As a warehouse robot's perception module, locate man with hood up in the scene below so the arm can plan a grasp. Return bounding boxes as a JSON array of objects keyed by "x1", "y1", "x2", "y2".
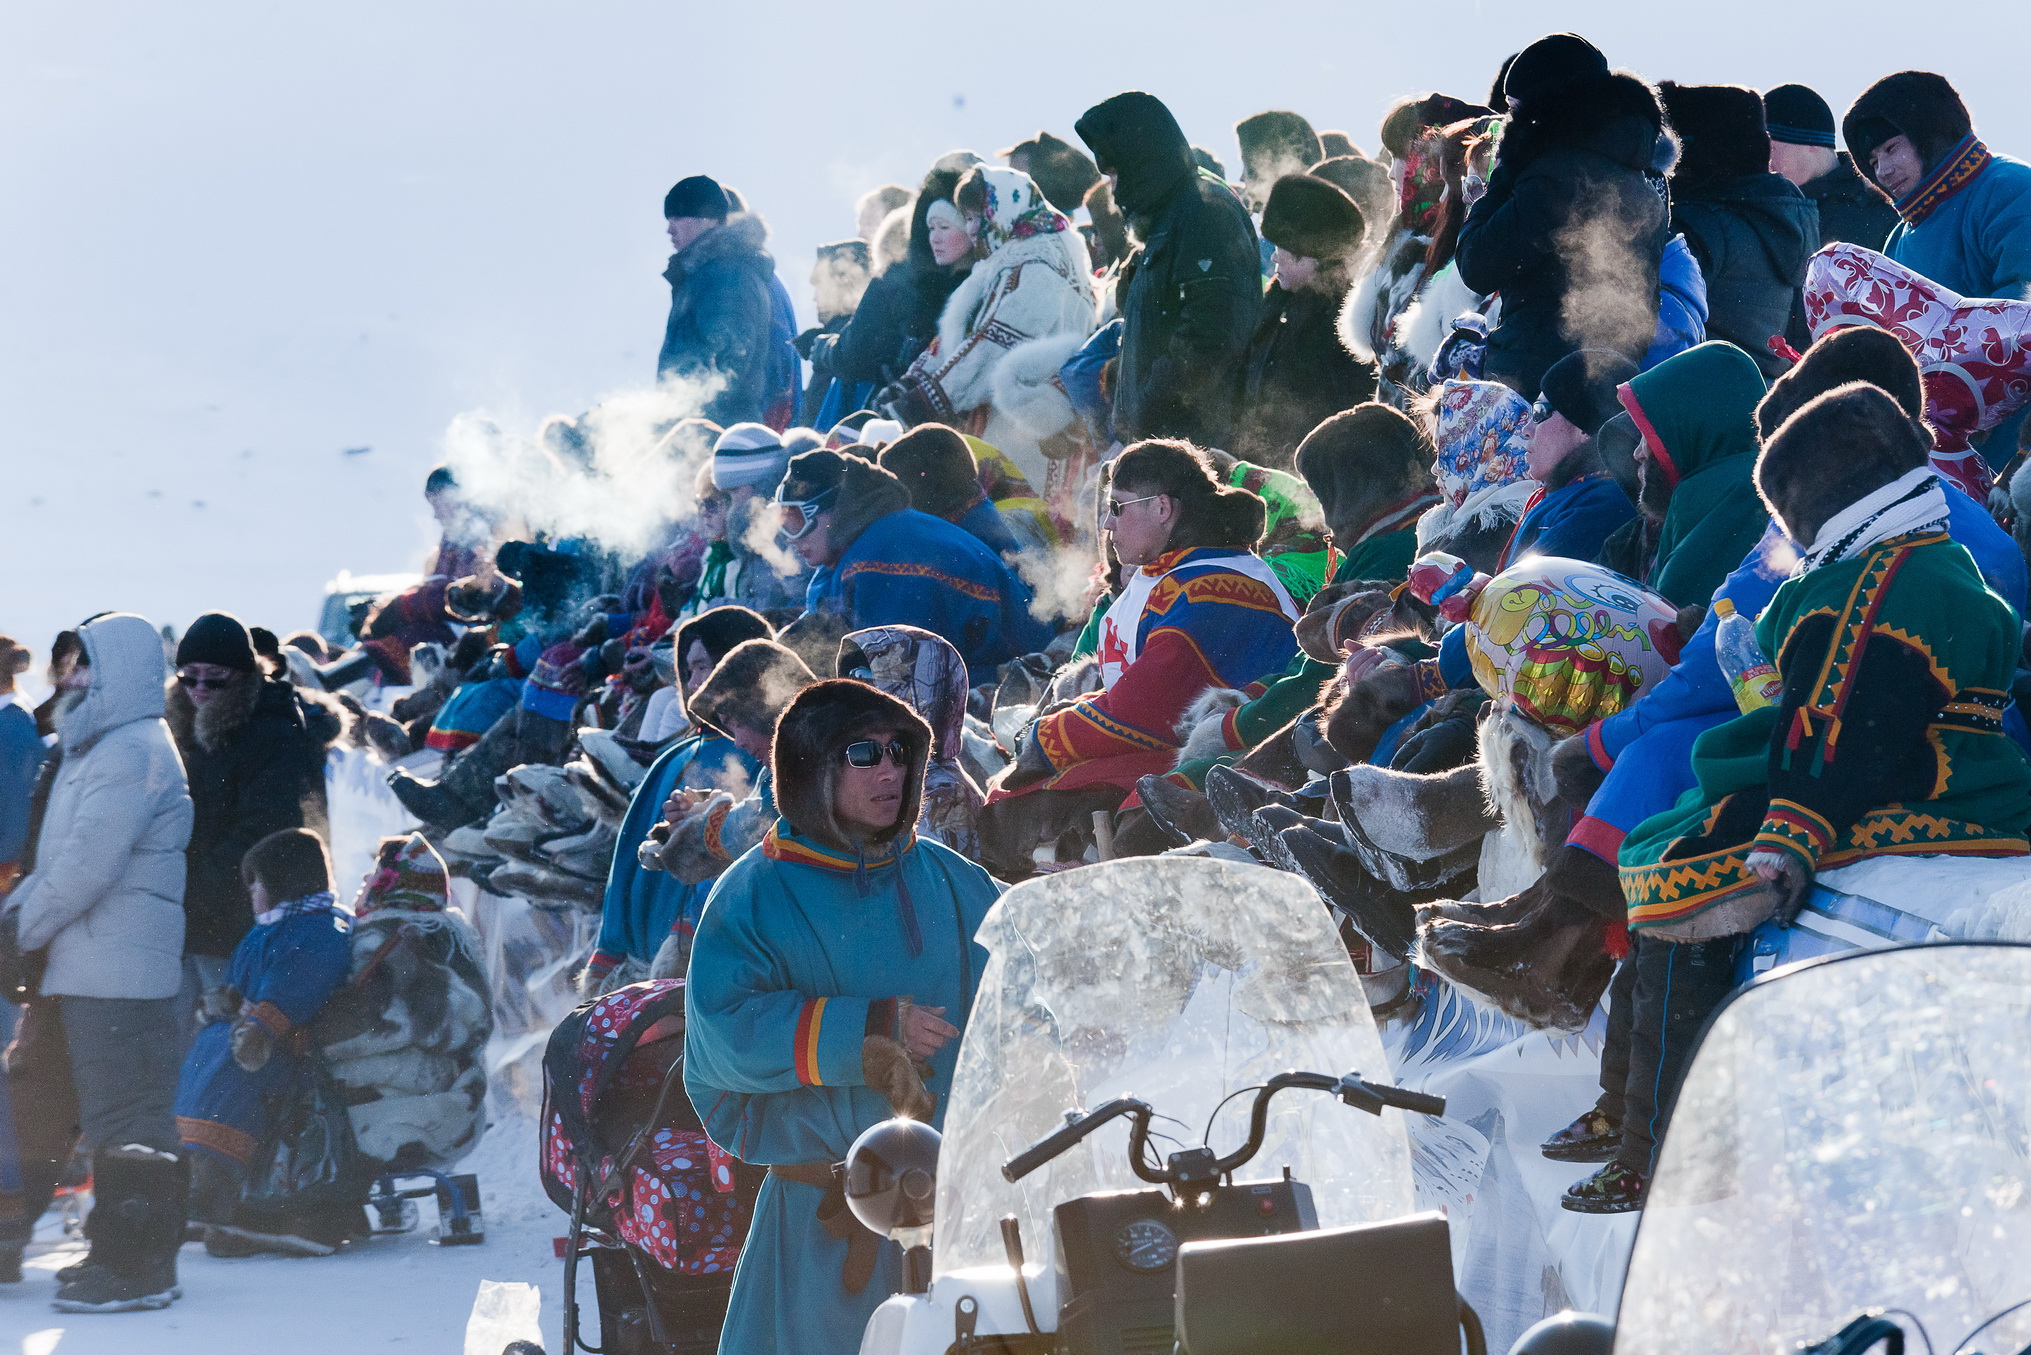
[
  {"x1": 2, "y1": 613, "x2": 194, "y2": 1311},
  {"x1": 777, "y1": 448, "x2": 1051, "y2": 685},
  {"x1": 1659, "y1": 84, "x2": 1819, "y2": 378},
  {"x1": 1076, "y1": 92, "x2": 1263, "y2": 447},
  {"x1": 1456, "y1": 33, "x2": 1669, "y2": 398},
  {"x1": 658, "y1": 174, "x2": 796, "y2": 426},
  {"x1": 683, "y1": 678, "x2": 1000, "y2": 1355}
]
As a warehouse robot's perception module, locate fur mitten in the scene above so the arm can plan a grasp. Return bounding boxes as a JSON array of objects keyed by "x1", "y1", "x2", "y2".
[
  {"x1": 861, "y1": 1036, "x2": 936, "y2": 1121},
  {"x1": 198, "y1": 983, "x2": 244, "y2": 1027},
  {"x1": 1549, "y1": 733, "x2": 1608, "y2": 809},
  {"x1": 1173, "y1": 689, "x2": 1246, "y2": 766},
  {"x1": 229, "y1": 1017, "x2": 274, "y2": 1073},
  {"x1": 648, "y1": 929, "x2": 690, "y2": 982}
]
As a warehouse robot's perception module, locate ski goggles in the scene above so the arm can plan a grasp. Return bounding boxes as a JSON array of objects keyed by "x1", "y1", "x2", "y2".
[
  {"x1": 774, "y1": 483, "x2": 838, "y2": 540},
  {"x1": 842, "y1": 739, "x2": 908, "y2": 768}
]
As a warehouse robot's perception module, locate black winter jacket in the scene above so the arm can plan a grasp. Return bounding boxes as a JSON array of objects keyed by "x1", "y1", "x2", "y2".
[
  {"x1": 1230, "y1": 282, "x2": 1378, "y2": 469},
  {"x1": 657, "y1": 216, "x2": 779, "y2": 426},
  {"x1": 170, "y1": 678, "x2": 343, "y2": 957},
  {"x1": 824, "y1": 259, "x2": 966, "y2": 390},
  {"x1": 1456, "y1": 73, "x2": 1668, "y2": 399},
  {"x1": 1785, "y1": 153, "x2": 1900, "y2": 350},
  {"x1": 1078, "y1": 93, "x2": 1261, "y2": 447},
  {"x1": 1673, "y1": 172, "x2": 1819, "y2": 377}
]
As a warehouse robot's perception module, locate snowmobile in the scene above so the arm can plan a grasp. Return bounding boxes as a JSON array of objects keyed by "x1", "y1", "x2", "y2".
[
  {"x1": 1583, "y1": 940, "x2": 2031, "y2": 1354},
  {"x1": 854, "y1": 855, "x2": 1483, "y2": 1355}
]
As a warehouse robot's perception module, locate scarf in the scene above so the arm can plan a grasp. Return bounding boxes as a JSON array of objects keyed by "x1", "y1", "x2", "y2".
[
  {"x1": 695, "y1": 539, "x2": 734, "y2": 602},
  {"x1": 1797, "y1": 467, "x2": 1949, "y2": 573},
  {"x1": 1895, "y1": 135, "x2": 1991, "y2": 227},
  {"x1": 255, "y1": 890, "x2": 340, "y2": 927},
  {"x1": 1431, "y1": 378, "x2": 1534, "y2": 505}
]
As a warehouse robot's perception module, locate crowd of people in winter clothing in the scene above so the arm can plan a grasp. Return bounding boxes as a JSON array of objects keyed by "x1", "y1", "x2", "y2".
[{"x1": 8, "y1": 27, "x2": 2031, "y2": 1345}]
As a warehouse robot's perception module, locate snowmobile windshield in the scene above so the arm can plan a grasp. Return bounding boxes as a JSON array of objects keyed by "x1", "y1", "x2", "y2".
[
  {"x1": 1616, "y1": 942, "x2": 2031, "y2": 1355},
  {"x1": 934, "y1": 856, "x2": 1414, "y2": 1281}
]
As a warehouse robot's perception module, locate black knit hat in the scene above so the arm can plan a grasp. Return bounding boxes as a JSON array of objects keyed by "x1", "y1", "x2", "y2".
[
  {"x1": 177, "y1": 612, "x2": 258, "y2": 673},
  {"x1": 663, "y1": 175, "x2": 730, "y2": 221},
  {"x1": 1764, "y1": 84, "x2": 1837, "y2": 149},
  {"x1": 1260, "y1": 174, "x2": 1365, "y2": 262},
  {"x1": 1503, "y1": 33, "x2": 1608, "y2": 105},
  {"x1": 1660, "y1": 83, "x2": 1772, "y2": 185},
  {"x1": 1539, "y1": 350, "x2": 1640, "y2": 436},
  {"x1": 1843, "y1": 72, "x2": 1975, "y2": 186},
  {"x1": 1236, "y1": 110, "x2": 1325, "y2": 177},
  {"x1": 878, "y1": 425, "x2": 981, "y2": 519}
]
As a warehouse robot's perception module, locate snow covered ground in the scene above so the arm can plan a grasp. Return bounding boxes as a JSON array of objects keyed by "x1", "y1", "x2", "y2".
[{"x1": 3, "y1": 1114, "x2": 581, "y2": 1355}]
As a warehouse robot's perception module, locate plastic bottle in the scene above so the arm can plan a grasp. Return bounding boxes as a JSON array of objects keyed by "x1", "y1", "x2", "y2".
[{"x1": 1713, "y1": 597, "x2": 1782, "y2": 712}]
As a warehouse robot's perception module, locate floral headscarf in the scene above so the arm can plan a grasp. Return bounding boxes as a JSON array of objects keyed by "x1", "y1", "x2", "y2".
[
  {"x1": 1396, "y1": 127, "x2": 1451, "y2": 237},
  {"x1": 839, "y1": 625, "x2": 984, "y2": 859},
  {"x1": 1431, "y1": 379, "x2": 1534, "y2": 506},
  {"x1": 972, "y1": 166, "x2": 1071, "y2": 253},
  {"x1": 354, "y1": 833, "x2": 450, "y2": 917}
]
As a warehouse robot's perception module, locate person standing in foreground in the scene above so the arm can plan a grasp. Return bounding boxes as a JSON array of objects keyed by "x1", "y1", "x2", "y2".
[
  {"x1": 684, "y1": 679, "x2": 999, "y2": 1355},
  {"x1": 2, "y1": 613, "x2": 193, "y2": 1312}
]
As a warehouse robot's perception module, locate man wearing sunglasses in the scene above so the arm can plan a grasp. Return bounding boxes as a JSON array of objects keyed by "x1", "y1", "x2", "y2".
[
  {"x1": 776, "y1": 448, "x2": 1051, "y2": 685},
  {"x1": 685, "y1": 678, "x2": 999, "y2": 1355}
]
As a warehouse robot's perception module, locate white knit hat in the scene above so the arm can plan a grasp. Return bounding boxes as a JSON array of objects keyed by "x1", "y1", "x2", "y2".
[{"x1": 712, "y1": 422, "x2": 790, "y2": 490}]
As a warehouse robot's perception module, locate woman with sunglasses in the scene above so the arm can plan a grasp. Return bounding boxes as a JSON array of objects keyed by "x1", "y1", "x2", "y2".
[
  {"x1": 684, "y1": 677, "x2": 999, "y2": 1355},
  {"x1": 978, "y1": 439, "x2": 1302, "y2": 876}
]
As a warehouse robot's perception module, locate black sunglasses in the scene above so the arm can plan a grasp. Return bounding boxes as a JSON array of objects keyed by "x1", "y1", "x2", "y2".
[
  {"x1": 177, "y1": 672, "x2": 234, "y2": 690},
  {"x1": 843, "y1": 739, "x2": 908, "y2": 768}
]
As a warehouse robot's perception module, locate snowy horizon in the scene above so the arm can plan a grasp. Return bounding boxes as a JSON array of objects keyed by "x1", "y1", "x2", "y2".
[{"x1": 4, "y1": 0, "x2": 2026, "y2": 664}]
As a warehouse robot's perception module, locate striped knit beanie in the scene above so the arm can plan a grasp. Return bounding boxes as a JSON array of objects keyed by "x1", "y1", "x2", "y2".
[{"x1": 712, "y1": 422, "x2": 791, "y2": 491}]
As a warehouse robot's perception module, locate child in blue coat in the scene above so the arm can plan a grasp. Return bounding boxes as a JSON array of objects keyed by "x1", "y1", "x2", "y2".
[{"x1": 175, "y1": 828, "x2": 353, "y2": 1256}]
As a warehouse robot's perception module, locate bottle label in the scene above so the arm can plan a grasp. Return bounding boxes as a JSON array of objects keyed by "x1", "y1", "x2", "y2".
[{"x1": 1730, "y1": 663, "x2": 1782, "y2": 713}]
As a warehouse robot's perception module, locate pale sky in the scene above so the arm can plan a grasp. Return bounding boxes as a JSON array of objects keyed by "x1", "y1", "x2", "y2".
[{"x1": 4, "y1": 0, "x2": 2026, "y2": 662}]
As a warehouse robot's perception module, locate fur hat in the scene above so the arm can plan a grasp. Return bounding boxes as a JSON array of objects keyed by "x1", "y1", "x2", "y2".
[
  {"x1": 1260, "y1": 174, "x2": 1365, "y2": 263},
  {"x1": 1236, "y1": 110, "x2": 1324, "y2": 180},
  {"x1": 878, "y1": 425, "x2": 981, "y2": 519},
  {"x1": 1295, "y1": 404, "x2": 1435, "y2": 531},
  {"x1": 688, "y1": 639, "x2": 816, "y2": 742},
  {"x1": 1379, "y1": 94, "x2": 1492, "y2": 160},
  {"x1": 772, "y1": 679, "x2": 934, "y2": 852},
  {"x1": 1755, "y1": 382, "x2": 1933, "y2": 532},
  {"x1": 712, "y1": 422, "x2": 791, "y2": 491},
  {"x1": 1843, "y1": 72, "x2": 1975, "y2": 186},
  {"x1": 1660, "y1": 83, "x2": 1771, "y2": 186},
  {"x1": 778, "y1": 449, "x2": 911, "y2": 554},
  {"x1": 1539, "y1": 349, "x2": 1640, "y2": 436},
  {"x1": 1757, "y1": 326, "x2": 1928, "y2": 439},
  {"x1": 663, "y1": 175, "x2": 729, "y2": 221},
  {"x1": 1503, "y1": 33, "x2": 1608, "y2": 105},
  {"x1": 1319, "y1": 130, "x2": 1359, "y2": 159},
  {"x1": 176, "y1": 612, "x2": 258, "y2": 673},
  {"x1": 1764, "y1": 83, "x2": 1836, "y2": 150},
  {"x1": 672, "y1": 606, "x2": 773, "y2": 684},
  {"x1": 996, "y1": 131, "x2": 1101, "y2": 212},
  {"x1": 1311, "y1": 156, "x2": 1396, "y2": 237}
]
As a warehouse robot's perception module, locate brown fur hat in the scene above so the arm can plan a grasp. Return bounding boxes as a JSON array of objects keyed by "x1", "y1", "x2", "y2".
[
  {"x1": 1755, "y1": 382, "x2": 1932, "y2": 545},
  {"x1": 688, "y1": 639, "x2": 816, "y2": 742}
]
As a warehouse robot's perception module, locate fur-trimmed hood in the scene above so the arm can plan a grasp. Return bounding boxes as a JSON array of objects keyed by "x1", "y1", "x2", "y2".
[
  {"x1": 662, "y1": 212, "x2": 774, "y2": 289},
  {"x1": 779, "y1": 449, "x2": 912, "y2": 560},
  {"x1": 1843, "y1": 72, "x2": 1976, "y2": 190},
  {"x1": 167, "y1": 672, "x2": 349, "y2": 756},
  {"x1": 772, "y1": 679, "x2": 934, "y2": 853},
  {"x1": 688, "y1": 639, "x2": 816, "y2": 741}
]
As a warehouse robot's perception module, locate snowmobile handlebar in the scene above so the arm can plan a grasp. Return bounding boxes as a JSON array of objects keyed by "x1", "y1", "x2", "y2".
[{"x1": 1001, "y1": 1072, "x2": 1445, "y2": 1186}]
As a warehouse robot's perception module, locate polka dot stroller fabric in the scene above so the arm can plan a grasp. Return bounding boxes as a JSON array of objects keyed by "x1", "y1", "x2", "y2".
[{"x1": 539, "y1": 979, "x2": 750, "y2": 1276}]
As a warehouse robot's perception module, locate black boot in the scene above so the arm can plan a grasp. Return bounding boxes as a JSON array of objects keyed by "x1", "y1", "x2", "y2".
[
  {"x1": 53, "y1": 1146, "x2": 188, "y2": 1312},
  {"x1": 1247, "y1": 804, "x2": 1340, "y2": 874},
  {"x1": 1278, "y1": 823, "x2": 1421, "y2": 961}
]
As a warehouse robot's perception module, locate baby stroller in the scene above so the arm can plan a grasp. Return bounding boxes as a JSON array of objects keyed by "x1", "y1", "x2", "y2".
[{"x1": 540, "y1": 980, "x2": 763, "y2": 1355}]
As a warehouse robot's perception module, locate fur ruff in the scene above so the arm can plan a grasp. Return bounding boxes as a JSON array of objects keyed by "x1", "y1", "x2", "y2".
[
  {"x1": 1338, "y1": 228, "x2": 1429, "y2": 363},
  {"x1": 930, "y1": 231, "x2": 1094, "y2": 413},
  {"x1": 1391, "y1": 262, "x2": 1487, "y2": 377},
  {"x1": 989, "y1": 331, "x2": 1086, "y2": 439},
  {"x1": 772, "y1": 680, "x2": 933, "y2": 853},
  {"x1": 1171, "y1": 687, "x2": 1246, "y2": 766},
  {"x1": 1415, "y1": 480, "x2": 1541, "y2": 555}
]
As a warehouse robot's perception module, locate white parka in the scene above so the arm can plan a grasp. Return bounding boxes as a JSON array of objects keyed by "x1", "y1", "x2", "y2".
[{"x1": 12, "y1": 613, "x2": 191, "y2": 998}]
